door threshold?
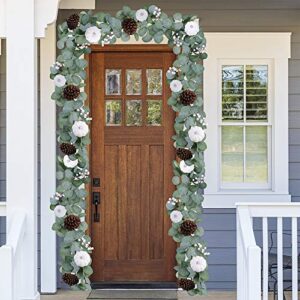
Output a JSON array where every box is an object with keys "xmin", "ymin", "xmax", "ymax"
[{"xmin": 91, "ymin": 282, "xmax": 177, "ymax": 290}]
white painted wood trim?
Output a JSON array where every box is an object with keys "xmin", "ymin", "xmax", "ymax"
[
  {"xmin": 59, "ymin": 0, "xmax": 95, "ymax": 9},
  {"xmin": 277, "ymin": 217, "xmax": 283, "ymax": 300},
  {"xmin": 262, "ymin": 217, "xmax": 268, "ymax": 300},
  {"xmin": 292, "ymin": 217, "xmax": 298, "ymax": 300},
  {"xmin": 0, "ymin": 0, "xmax": 6, "ymax": 38},
  {"xmin": 0, "ymin": 245, "xmax": 13, "ymax": 300},
  {"xmin": 203, "ymin": 32, "xmax": 291, "ymax": 208},
  {"xmin": 40, "ymin": 23, "xmax": 57, "ymax": 294},
  {"xmin": 204, "ymin": 193, "xmax": 291, "ymax": 208},
  {"xmin": 6, "ymin": 0, "xmax": 39, "ymax": 298}
]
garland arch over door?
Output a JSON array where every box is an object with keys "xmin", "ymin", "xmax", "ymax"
[{"xmin": 50, "ymin": 5, "xmax": 208, "ymax": 296}]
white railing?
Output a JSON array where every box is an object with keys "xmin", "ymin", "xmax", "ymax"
[
  {"xmin": 0, "ymin": 208, "xmax": 26, "ymax": 300},
  {"xmin": 237, "ymin": 203, "xmax": 300, "ymax": 300}
]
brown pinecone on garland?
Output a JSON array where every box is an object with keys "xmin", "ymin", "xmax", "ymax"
[
  {"xmin": 176, "ymin": 148, "xmax": 193, "ymax": 160},
  {"xmin": 122, "ymin": 18, "xmax": 138, "ymax": 35},
  {"xmin": 64, "ymin": 215, "xmax": 81, "ymax": 231},
  {"xmin": 178, "ymin": 278, "xmax": 195, "ymax": 291},
  {"xmin": 180, "ymin": 90, "xmax": 197, "ymax": 105},
  {"xmin": 60, "ymin": 143, "xmax": 76, "ymax": 155},
  {"xmin": 62, "ymin": 273, "xmax": 79, "ymax": 286},
  {"xmin": 180, "ymin": 220, "xmax": 197, "ymax": 236},
  {"xmin": 67, "ymin": 14, "xmax": 80, "ymax": 30},
  {"xmin": 63, "ymin": 85, "xmax": 80, "ymax": 100}
]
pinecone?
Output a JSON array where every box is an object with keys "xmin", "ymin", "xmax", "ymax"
[
  {"xmin": 180, "ymin": 90, "xmax": 197, "ymax": 105},
  {"xmin": 60, "ymin": 143, "xmax": 76, "ymax": 155},
  {"xmin": 122, "ymin": 18, "xmax": 138, "ymax": 35},
  {"xmin": 176, "ymin": 148, "xmax": 193, "ymax": 160},
  {"xmin": 67, "ymin": 14, "xmax": 80, "ymax": 30},
  {"xmin": 64, "ymin": 215, "xmax": 81, "ymax": 231},
  {"xmin": 180, "ymin": 220, "xmax": 197, "ymax": 236},
  {"xmin": 62, "ymin": 273, "xmax": 79, "ymax": 286},
  {"xmin": 178, "ymin": 278, "xmax": 195, "ymax": 291},
  {"xmin": 63, "ymin": 85, "xmax": 80, "ymax": 100}
]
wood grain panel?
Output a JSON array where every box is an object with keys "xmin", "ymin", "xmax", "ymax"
[
  {"xmin": 118, "ymin": 145, "xmax": 128, "ymax": 260},
  {"xmin": 149, "ymin": 145, "xmax": 164, "ymax": 260},
  {"xmin": 127, "ymin": 145, "xmax": 142, "ymax": 260},
  {"xmin": 104, "ymin": 145, "xmax": 119, "ymax": 260}
]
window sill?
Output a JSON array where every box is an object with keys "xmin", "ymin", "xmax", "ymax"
[{"xmin": 203, "ymin": 193, "xmax": 291, "ymax": 208}]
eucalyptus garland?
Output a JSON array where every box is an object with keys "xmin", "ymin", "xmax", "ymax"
[{"xmin": 50, "ymin": 5, "xmax": 208, "ymax": 295}]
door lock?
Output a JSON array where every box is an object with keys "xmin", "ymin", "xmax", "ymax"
[{"xmin": 92, "ymin": 192, "xmax": 100, "ymax": 222}]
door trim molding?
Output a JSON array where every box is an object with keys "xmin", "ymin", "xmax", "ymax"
[{"xmin": 90, "ymin": 44, "xmax": 172, "ymax": 52}]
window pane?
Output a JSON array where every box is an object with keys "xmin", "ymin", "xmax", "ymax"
[
  {"xmin": 126, "ymin": 69, "xmax": 142, "ymax": 95},
  {"xmin": 147, "ymin": 69, "xmax": 162, "ymax": 95},
  {"xmin": 106, "ymin": 69, "xmax": 121, "ymax": 95},
  {"xmin": 246, "ymin": 65, "xmax": 268, "ymax": 121},
  {"xmin": 147, "ymin": 100, "xmax": 162, "ymax": 126},
  {"xmin": 126, "ymin": 100, "xmax": 142, "ymax": 126},
  {"xmin": 222, "ymin": 126, "xmax": 244, "ymax": 183},
  {"xmin": 106, "ymin": 100, "xmax": 122, "ymax": 126},
  {"xmin": 246, "ymin": 126, "xmax": 268, "ymax": 183},
  {"xmin": 222, "ymin": 66, "xmax": 244, "ymax": 121}
]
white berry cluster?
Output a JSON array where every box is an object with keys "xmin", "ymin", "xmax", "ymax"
[
  {"xmin": 54, "ymin": 192, "xmax": 64, "ymax": 201},
  {"xmin": 195, "ymin": 243, "xmax": 210, "ymax": 256},
  {"xmin": 192, "ymin": 113, "xmax": 206, "ymax": 127},
  {"xmin": 172, "ymin": 31, "xmax": 184, "ymax": 47},
  {"xmin": 191, "ymin": 174, "xmax": 205, "ymax": 185},
  {"xmin": 75, "ymin": 167, "xmax": 90, "ymax": 180},
  {"xmin": 102, "ymin": 31, "xmax": 115, "ymax": 45},
  {"xmin": 152, "ymin": 6, "xmax": 161, "ymax": 18},
  {"xmin": 192, "ymin": 44, "xmax": 206, "ymax": 55},
  {"xmin": 167, "ymin": 197, "xmax": 180, "ymax": 208},
  {"xmin": 75, "ymin": 43, "xmax": 90, "ymax": 51},
  {"xmin": 52, "ymin": 61, "xmax": 63, "ymax": 71},
  {"xmin": 167, "ymin": 66, "xmax": 180, "ymax": 77},
  {"xmin": 78, "ymin": 236, "xmax": 94, "ymax": 252},
  {"xmin": 76, "ymin": 107, "xmax": 92, "ymax": 122}
]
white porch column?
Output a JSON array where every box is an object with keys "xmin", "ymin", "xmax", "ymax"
[
  {"xmin": 40, "ymin": 23, "xmax": 57, "ymax": 294},
  {"xmin": 6, "ymin": 0, "xmax": 39, "ymax": 299}
]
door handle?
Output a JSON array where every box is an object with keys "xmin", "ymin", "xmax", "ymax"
[{"xmin": 92, "ymin": 192, "xmax": 100, "ymax": 222}]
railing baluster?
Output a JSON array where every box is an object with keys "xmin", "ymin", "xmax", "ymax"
[
  {"xmin": 292, "ymin": 217, "xmax": 298, "ymax": 300},
  {"xmin": 277, "ymin": 217, "xmax": 283, "ymax": 300},
  {"xmin": 262, "ymin": 217, "xmax": 268, "ymax": 300}
]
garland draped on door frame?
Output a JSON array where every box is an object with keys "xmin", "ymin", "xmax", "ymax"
[{"xmin": 50, "ymin": 5, "xmax": 209, "ymax": 295}]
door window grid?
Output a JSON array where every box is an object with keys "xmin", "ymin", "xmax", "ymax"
[
  {"xmin": 220, "ymin": 64, "xmax": 271, "ymax": 189},
  {"xmin": 104, "ymin": 68, "xmax": 163, "ymax": 127}
]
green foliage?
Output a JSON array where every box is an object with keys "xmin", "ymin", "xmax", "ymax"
[{"xmin": 51, "ymin": 4, "xmax": 208, "ymax": 294}]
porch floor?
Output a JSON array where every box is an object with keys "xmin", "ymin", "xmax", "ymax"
[
  {"xmin": 40, "ymin": 290, "xmax": 300, "ymax": 299},
  {"xmin": 40, "ymin": 290, "xmax": 236, "ymax": 300}
]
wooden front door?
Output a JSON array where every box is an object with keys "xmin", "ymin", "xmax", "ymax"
[{"xmin": 89, "ymin": 45, "xmax": 176, "ymax": 283}]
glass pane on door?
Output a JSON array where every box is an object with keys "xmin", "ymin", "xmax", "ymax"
[
  {"xmin": 126, "ymin": 100, "xmax": 142, "ymax": 126},
  {"xmin": 147, "ymin": 100, "xmax": 162, "ymax": 126},
  {"xmin": 105, "ymin": 100, "xmax": 122, "ymax": 126},
  {"xmin": 146, "ymin": 69, "xmax": 162, "ymax": 95},
  {"xmin": 126, "ymin": 69, "xmax": 142, "ymax": 95},
  {"xmin": 106, "ymin": 69, "xmax": 121, "ymax": 95}
]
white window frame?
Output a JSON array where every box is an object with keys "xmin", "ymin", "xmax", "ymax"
[
  {"xmin": 203, "ymin": 33, "xmax": 291, "ymax": 208},
  {"xmin": 219, "ymin": 59, "xmax": 272, "ymax": 190}
]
